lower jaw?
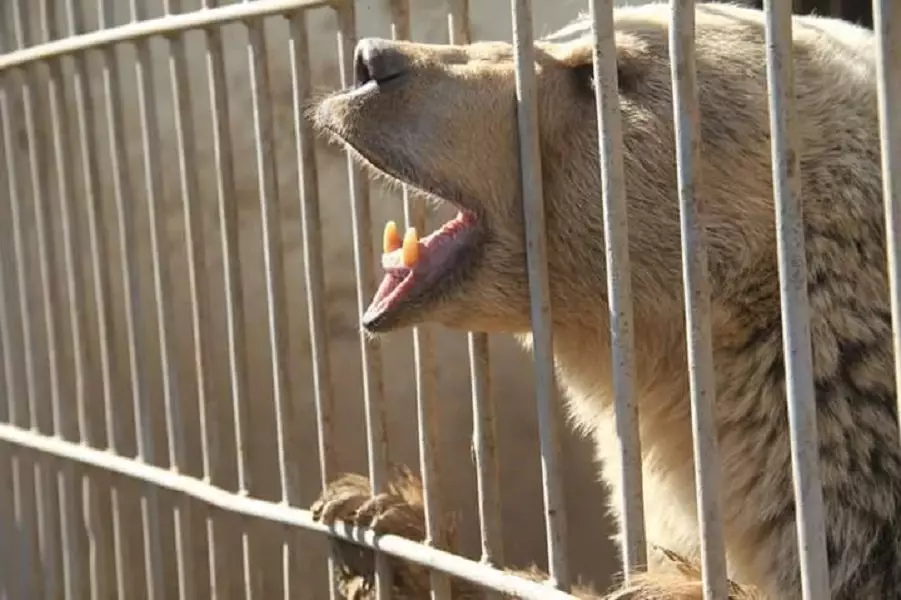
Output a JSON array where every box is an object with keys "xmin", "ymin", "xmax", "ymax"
[{"xmin": 363, "ymin": 220, "xmax": 482, "ymax": 331}]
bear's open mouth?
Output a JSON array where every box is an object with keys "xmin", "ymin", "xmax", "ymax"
[
  {"xmin": 315, "ymin": 86, "xmax": 486, "ymax": 330},
  {"xmin": 366, "ymin": 209, "xmax": 479, "ymax": 329}
]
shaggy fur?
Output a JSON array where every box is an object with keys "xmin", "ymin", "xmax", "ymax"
[{"xmin": 309, "ymin": 3, "xmax": 901, "ymax": 598}]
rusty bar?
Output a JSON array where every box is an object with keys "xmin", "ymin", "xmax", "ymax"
[
  {"xmin": 334, "ymin": 2, "xmax": 393, "ymax": 598},
  {"xmin": 387, "ymin": 2, "xmax": 451, "ymax": 598},
  {"xmin": 873, "ymin": 0, "xmax": 901, "ymax": 439},
  {"xmin": 668, "ymin": 1, "xmax": 728, "ymax": 597},
  {"xmin": 510, "ymin": 0, "xmax": 570, "ymax": 589},
  {"xmin": 762, "ymin": 2, "xmax": 830, "ymax": 598},
  {"xmin": 287, "ymin": 9, "xmax": 340, "ymax": 600},
  {"xmin": 587, "ymin": 0, "xmax": 647, "ymax": 579},
  {"xmin": 127, "ymin": 0, "xmax": 198, "ymax": 598}
]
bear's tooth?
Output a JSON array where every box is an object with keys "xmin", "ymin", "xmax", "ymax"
[
  {"xmin": 403, "ymin": 227, "xmax": 419, "ymax": 268},
  {"xmin": 383, "ymin": 220, "xmax": 401, "ymax": 253}
]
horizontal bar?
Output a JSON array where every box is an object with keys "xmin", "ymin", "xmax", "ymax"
[
  {"xmin": 0, "ymin": 422, "xmax": 578, "ymax": 600},
  {"xmin": 0, "ymin": 0, "xmax": 333, "ymax": 72}
]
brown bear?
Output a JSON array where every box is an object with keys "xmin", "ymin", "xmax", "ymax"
[{"xmin": 309, "ymin": 2, "xmax": 901, "ymax": 598}]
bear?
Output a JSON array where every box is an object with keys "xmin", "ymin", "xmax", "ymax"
[{"xmin": 308, "ymin": 2, "xmax": 901, "ymax": 599}]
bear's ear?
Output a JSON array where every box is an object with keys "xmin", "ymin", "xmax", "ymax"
[
  {"xmin": 556, "ymin": 34, "xmax": 647, "ymax": 96},
  {"xmin": 570, "ymin": 60, "xmax": 639, "ymax": 96}
]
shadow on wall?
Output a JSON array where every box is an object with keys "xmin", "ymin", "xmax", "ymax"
[{"xmin": 0, "ymin": 0, "xmax": 664, "ymax": 599}]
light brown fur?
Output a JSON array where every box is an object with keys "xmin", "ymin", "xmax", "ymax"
[{"xmin": 310, "ymin": 3, "xmax": 901, "ymax": 599}]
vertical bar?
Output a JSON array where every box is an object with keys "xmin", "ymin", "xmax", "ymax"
[
  {"xmin": 10, "ymin": 453, "xmax": 35, "ymax": 600},
  {"xmin": 447, "ymin": 0, "xmax": 471, "ymax": 45},
  {"xmin": 0, "ymin": 69, "xmax": 33, "ymax": 600},
  {"xmin": 243, "ymin": 11, "xmax": 305, "ymax": 598},
  {"xmin": 0, "ymin": 123, "xmax": 9, "ymax": 600},
  {"xmin": 587, "ymin": 0, "xmax": 647, "ymax": 580},
  {"xmin": 44, "ymin": 36, "xmax": 88, "ymax": 600},
  {"xmin": 0, "ymin": 447, "xmax": 14, "ymax": 600},
  {"xmin": 509, "ymin": 0, "xmax": 570, "ymax": 590},
  {"xmin": 2, "ymin": 6, "xmax": 49, "ymax": 598},
  {"xmin": 127, "ymin": 1, "xmax": 197, "ymax": 598},
  {"xmin": 288, "ymin": 10, "xmax": 338, "ymax": 600},
  {"xmin": 200, "ymin": 0, "xmax": 255, "ymax": 597},
  {"xmin": 33, "ymin": 1, "xmax": 88, "ymax": 597},
  {"xmin": 334, "ymin": 3, "xmax": 392, "ymax": 598},
  {"xmin": 93, "ymin": 1, "xmax": 167, "ymax": 598},
  {"xmin": 668, "ymin": 1, "xmax": 727, "ymax": 598},
  {"xmin": 47, "ymin": 1, "xmax": 103, "ymax": 597},
  {"xmin": 445, "ymin": 2, "xmax": 505, "ymax": 577},
  {"xmin": 10, "ymin": 2, "xmax": 66, "ymax": 597},
  {"xmin": 874, "ymin": 1, "xmax": 901, "ymax": 438},
  {"xmin": 762, "ymin": 3, "xmax": 830, "ymax": 598},
  {"xmin": 162, "ymin": 0, "xmax": 218, "ymax": 596},
  {"xmin": 63, "ymin": 0, "xmax": 127, "ymax": 597},
  {"xmin": 386, "ymin": 2, "xmax": 450, "ymax": 598},
  {"xmin": 45, "ymin": 62, "xmax": 87, "ymax": 599}
]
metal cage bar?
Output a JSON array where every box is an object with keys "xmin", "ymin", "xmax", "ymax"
[
  {"xmin": 334, "ymin": 2, "xmax": 393, "ymax": 599},
  {"xmin": 2, "ymin": 5, "xmax": 53, "ymax": 598},
  {"xmin": 387, "ymin": 1, "xmax": 452, "ymax": 598},
  {"xmin": 288, "ymin": 9, "xmax": 340, "ymax": 600},
  {"xmin": 510, "ymin": 0, "xmax": 571, "ymax": 590},
  {"xmin": 94, "ymin": 1, "xmax": 168, "ymax": 597},
  {"xmin": 762, "ymin": 2, "xmax": 830, "ymax": 598},
  {"xmin": 163, "ymin": 0, "xmax": 222, "ymax": 593},
  {"xmin": 587, "ymin": 0, "xmax": 647, "ymax": 580},
  {"xmin": 201, "ymin": 0, "xmax": 258, "ymax": 596},
  {"xmin": 873, "ymin": 1, "xmax": 901, "ymax": 436},
  {"xmin": 0, "ymin": 64, "xmax": 36, "ymax": 600},
  {"xmin": 0, "ymin": 2, "xmax": 868, "ymax": 600},
  {"xmin": 10, "ymin": 2, "xmax": 67, "ymax": 597},
  {"xmin": 243, "ymin": 7, "xmax": 308, "ymax": 598},
  {"xmin": 62, "ymin": 0, "xmax": 131, "ymax": 596},
  {"xmin": 443, "ymin": 1, "xmax": 506, "ymax": 581},
  {"xmin": 668, "ymin": 1, "xmax": 728, "ymax": 598},
  {"xmin": 127, "ymin": 2, "xmax": 199, "ymax": 599},
  {"xmin": 0, "ymin": 423, "xmax": 580, "ymax": 600}
]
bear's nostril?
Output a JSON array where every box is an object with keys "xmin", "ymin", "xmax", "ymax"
[{"xmin": 353, "ymin": 38, "xmax": 410, "ymax": 87}]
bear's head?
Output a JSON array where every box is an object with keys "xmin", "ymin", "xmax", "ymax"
[{"xmin": 312, "ymin": 3, "xmax": 832, "ymax": 339}]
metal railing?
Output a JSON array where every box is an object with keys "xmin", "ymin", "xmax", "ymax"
[{"xmin": 0, "ymin": 0, "xmax": 884, "ymax": 599}]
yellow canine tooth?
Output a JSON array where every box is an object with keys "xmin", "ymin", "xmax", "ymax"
[
  {"xmin": 383, "ymin": 220, "xmax": 401, "ymax": 253},
  {"xmin": 403, "ymin": 227, "xmax": 419, "ymax": 268}
]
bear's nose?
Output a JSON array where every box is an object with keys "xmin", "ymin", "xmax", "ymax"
[{"xmin": 354, "ymin": 38, "xmax": 410, "ymax": 86}]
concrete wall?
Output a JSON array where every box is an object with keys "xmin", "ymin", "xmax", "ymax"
[{"xmin": 0, "ymin": 1, "xmax": 643, "ymax": 597}]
